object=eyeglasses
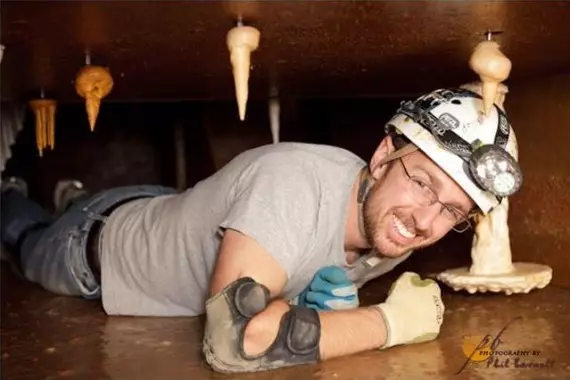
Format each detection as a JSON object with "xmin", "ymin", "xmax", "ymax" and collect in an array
[{"xmin": 398, "ymin": 158, "xmax": 472, "ymax": 233}]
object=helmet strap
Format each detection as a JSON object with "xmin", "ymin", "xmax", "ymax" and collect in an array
[
  {"xmin": 358, "ymin": 142, "xmax": 418, "ymax": 206},
  {"xmin": 376, "ymin": 143, "xmax": 418, "ymax": 167}
]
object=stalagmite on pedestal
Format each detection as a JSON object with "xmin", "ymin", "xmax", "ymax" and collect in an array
[
  {"xmin": 29, "ymin": 95, "xmax": 57, "ymax": 157},
  {"xmin": 469, "ymin": 31, "xmax": 512, "ymax": 117},
  {"xmin": 75, "ymin": 53, "xmax": 114, "ymax": 131},
  {"xmin": 437, "ymin": 198, "xmax": 552, "ymax": 295},
  {"xmin": 436, "ymin": 80, "xmax": 552, "ymax": 295},
  {"xmin": 227, "ymin": 22, "xmax": 260, "ymax": 121}
]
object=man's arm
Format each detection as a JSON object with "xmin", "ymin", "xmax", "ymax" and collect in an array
[
  {"xmin": 208, "ymin": 229, "xmax": 389, "ymax": 361},
  {"xmin": 205, "ymin": 229, "xmax": 443, "ymax": 373},
  {"xmin": 209, "ymin": 227, "xmax": 288, "ymax": 298},
  {"xmin": 244, "ymin": 299, "xmax": 388, "ymax": 359}
]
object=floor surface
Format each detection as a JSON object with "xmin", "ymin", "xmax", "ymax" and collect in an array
[{"xmin": 2, "ymin": 263, "xmax": 569, "ymax": 380}]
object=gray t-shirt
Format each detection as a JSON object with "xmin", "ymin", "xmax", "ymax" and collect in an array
[{"xmin": 99, "ymin": 143, "xmax": 411, "ymax": 317}]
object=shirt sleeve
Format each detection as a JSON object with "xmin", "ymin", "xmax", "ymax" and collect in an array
[{"xmin": 219, "ymin": 157, "xmax": 320, "ymax": 280}]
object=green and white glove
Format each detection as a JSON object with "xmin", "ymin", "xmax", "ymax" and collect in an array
[{"xmin": 375, "ymin": 272, "xmax": 445, "ymax": 349}]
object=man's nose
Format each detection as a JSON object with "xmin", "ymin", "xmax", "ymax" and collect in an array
[{"xmin": 412, "ymin": 204, "xmax": 440, "ymax": 232}]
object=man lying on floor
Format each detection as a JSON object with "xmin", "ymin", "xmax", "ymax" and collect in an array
[{"xmin": 0, "ymin": 86, "xmax": 522, "ymax": 373}]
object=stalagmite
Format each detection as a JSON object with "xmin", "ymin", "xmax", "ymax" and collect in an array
[
  {"xmin": 469, "ymin": 198, "xmax": 515, "ymax": 276},
  {"xmin": 227, "ymin": 23, "xmax": 260, "ymax": 121},
  {"xmin": 436, "ymin": 197, "xmax": 552, "ymax": 295}
]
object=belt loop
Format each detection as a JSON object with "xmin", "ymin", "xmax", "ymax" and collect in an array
[{"xmin": 87, "ymin": 212, "xmax": 108, "ymax": 223}]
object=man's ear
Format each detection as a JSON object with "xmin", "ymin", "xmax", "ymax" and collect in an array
[{"xmin": 369, "ymin": 135, "xmax": 396, "ymax": 179}]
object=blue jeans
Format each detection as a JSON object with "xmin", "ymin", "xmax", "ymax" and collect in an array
[{"xmin": 1, "ymin": 185, "xmax": 177, "ymax": 299}]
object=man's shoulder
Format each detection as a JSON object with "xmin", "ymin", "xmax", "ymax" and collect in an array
[
  {"xmin": 212, "ymin": 142, "xmax": 365, "ymax": 203},
  {"xmin": 240, "ymin": 142, "xmax": 365, "ymax": 171}
]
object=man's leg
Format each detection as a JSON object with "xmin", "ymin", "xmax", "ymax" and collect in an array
[
  {"xmin": 1, "ymin": 177, "xmax": 98, "ymax": 297},
  {"xmin": 53, "ymin": 179, "xmax": 90, "ymax": 216},
  {"xmin": 2, "ymin": 178, "xmax": 178, "ymax": 299},
  {"xmin": 1, "ymin": 177, "xmax": 53, "ymax": 275}
]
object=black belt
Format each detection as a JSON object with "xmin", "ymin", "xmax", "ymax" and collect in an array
[{"xmin": 86, "ymin": 196, "xmax": 149, "ymax": 280}]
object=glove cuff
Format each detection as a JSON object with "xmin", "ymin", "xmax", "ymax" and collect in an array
[{"xmin": 373, "ymin": 303, "xmax": 401, "ymax": 349}]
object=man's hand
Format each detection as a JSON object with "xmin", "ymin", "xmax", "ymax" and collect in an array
[
  {"xmin": 297, "ymin": 266, "xmax": 359, "ymax": 311},
  {"xmin": 374, "ymin": 272, "xmax": 445, "ymax": 348}
]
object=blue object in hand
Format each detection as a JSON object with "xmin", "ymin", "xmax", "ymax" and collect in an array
[{"xmin": 298, "ymin": 266, "xmax": 359, "ymax": 311}]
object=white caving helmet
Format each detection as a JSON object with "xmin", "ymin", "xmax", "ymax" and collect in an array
[{"xmin": 385, "ymin": 87, "xmax": 522, "ymax": 214}]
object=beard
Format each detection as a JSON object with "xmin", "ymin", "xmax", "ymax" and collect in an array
[{"xmin": 363, "ymin": 195, "xmax": 433, "ymax": 258}]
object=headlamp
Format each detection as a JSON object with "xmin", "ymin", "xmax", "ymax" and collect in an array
[{"xmin": 469, "ymin": 142, "xmax": 522, "ymax": 197}]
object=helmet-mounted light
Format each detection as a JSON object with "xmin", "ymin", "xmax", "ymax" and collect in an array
[
  {"xmin": 469, "ymin": 140, "xmax": 522, "ymax": 197},
  {"xmin": 397, "ymin": 89, "xmax": 523, "ymax": 199}
]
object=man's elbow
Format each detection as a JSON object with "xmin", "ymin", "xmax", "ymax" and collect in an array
[
  {"xmin": 242, "ymin": 300, "xmax": 290, "ymax": 356},
  {"xmin": 202, "ymin": 277, "xmax": 321, "ymax": 373},
  {"xmin": 203, "ymin": 315, "xmax": 269, "ymax": 374},
  {"xmin": 202, "ymin": 277, "xmax": 270, "ymax": 373}
]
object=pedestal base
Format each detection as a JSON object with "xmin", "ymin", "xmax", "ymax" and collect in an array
[{"xmin": 436, "ymin": 262, "xmax": 552, "ymax": 295}]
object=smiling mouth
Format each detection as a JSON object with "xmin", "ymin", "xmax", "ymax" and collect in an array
[{"xmin": 392, "ymin": 214, "xmax": 416, "ymax": 239}]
